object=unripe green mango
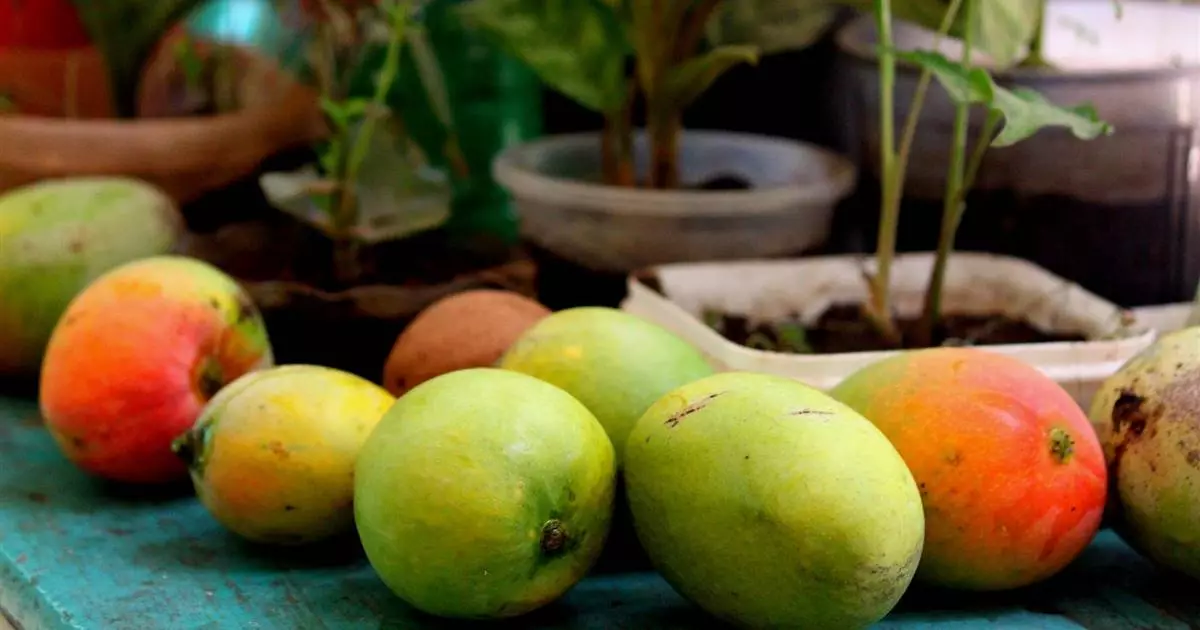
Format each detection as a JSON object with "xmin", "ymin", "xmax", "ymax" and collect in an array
[{"xmin": 0, "ymin": 177, "xmax": 181, "ymax": 375}]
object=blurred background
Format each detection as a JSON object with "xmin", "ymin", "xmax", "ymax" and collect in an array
[{"xmin": 2, "ymin": 0, "xmax": 1198, "ymax": 377}]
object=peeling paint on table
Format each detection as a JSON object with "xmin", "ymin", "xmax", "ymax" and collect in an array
[{"xmin": 1, "ymin": 395, "xmax": 1199, "ymax": 629}]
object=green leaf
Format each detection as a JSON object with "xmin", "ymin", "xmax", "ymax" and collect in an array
[
  {"xmin": 320, "ymin": 98, "xmax": 371, "ymax": 129},
  {"xmin": 69, "ymin": 0, "xmax": 210, "ymax": 118},
  {"xmin": 705, "ymin": 0, "xmax": 840, "ymax": 54},
  {"xmin": 968, "ymin": 0, "xmax": 1041, "ymax": 68},
  {"xmin": 662, "ymin": 44, "xmax": 759, "ymax": 110},
  {"xmin": 990, "ymin": 88, "xmax": 1111, "ymax": 147},
  {"xmin": 887, "ymin": 0, "xmax": 959, "ymax": 33},
  {"xmin": 833, "ymin": 0, "xmax": 1041, "ymax": 67},
  {"xmin": 405, "ymin": 23, "xmax": 455, "ymax": 132},
  {"xmin": 458, "ymin": 0, "xmax": 630, "ymax": 113},
  {"xmin": 896, "ymin": 49, "xmax": 1113, "ymax": 147}
]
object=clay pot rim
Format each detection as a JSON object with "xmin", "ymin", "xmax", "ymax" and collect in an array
[
  {"xmin": 0, "ymin": 83, "xmax": 322, "ymax": 137},
  {"xmin": 0, "ymin": 44, "xmax": 326, "ymax": 201}
]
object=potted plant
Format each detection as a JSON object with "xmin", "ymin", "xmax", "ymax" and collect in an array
[
  {"xmin": 834, "ymin": 0, "xmax": 1200, "ymax": 307},
  {"xmin": 0, "ymin": 0, "xmax": 324, "ymax": 202},
  {"xmin": 621, "ymin": 0, "xmax": 1156, "ymax": 409},
  {"xmin": 458, "ymin": 0, "xmax": 858, "ymax": 282},
  {"xmin": 180, "ymin": 0, "xmax": 536, "ymax": 379}
]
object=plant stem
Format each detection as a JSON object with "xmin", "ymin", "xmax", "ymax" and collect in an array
[
  {"xmin": 895, "ymin": 0, "xmax": 964, "ymax": 190},
  {"xmin": 917, "ymin": 0, "xmax": 979, "ymax": 346},
  {"xmin": 332, "ymin": 0, "xmax": 410, "ymax": 236},
  {"xmin": 601, "ymin": 80, "xmax": 637, "ymax": 187},
  {"xmin": 869, "ymin": 0, "xmax": 963, "ymax": 345},
  {"xmin": 961, "ymin": 112, "xmax": 1001, "ymax": 195},
  {"xmin": 1020, "ymin": 0, "xmax": 1050, "ymax": 68},
  {"xmin": 866, "ymin": 0, "xmax": 902, "ymax": 345},
  {"xmin": 674, "ymin": 0, "xmax": 722, "ymax": 62},
  {"xmin": 648, "ymin": 111, "xmax": 682, "ymax": 189},
  {"xmin": 642, "ymin": 0, "xmax": 721, "ymax": 190}
]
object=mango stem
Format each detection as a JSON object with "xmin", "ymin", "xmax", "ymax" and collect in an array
[
  {"xmin": 1049, "ymin": 428, "xmax": 1075, "ymax": 464},
  {"xmin": 540, "ymin": 519, "xmax": 568, "ymax": 554},
  {"xmin": 171, "ymin": 432, "xmax": 197, "ymax": 467}
]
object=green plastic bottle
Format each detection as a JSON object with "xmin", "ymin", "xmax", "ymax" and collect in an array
[
  {"xmin": 359, "ymin": 0, "xmax": 543, "ymax": 247},
  {"xmin": 428, "ymin": 0, "xmax": 541, "ymax": 246},
  {"xmin": 191, "ymin": 0, "xmax": 544, "ymax": 247}
]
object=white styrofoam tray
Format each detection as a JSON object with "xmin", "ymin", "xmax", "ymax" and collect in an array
[
  {"xmin": 1129, "ymin": 302, "xmax": 1194, "ymax": 336},
  {"xmin": 621, "ymin": 252, "xmax": 1156, "ymax": 408}
]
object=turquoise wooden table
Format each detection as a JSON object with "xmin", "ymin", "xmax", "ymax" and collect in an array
[{"xmin": 1, "ymin": 394, "xmax": 1198, "ymax": 629}]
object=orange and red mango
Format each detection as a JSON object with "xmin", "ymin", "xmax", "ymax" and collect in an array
[
  {"xmin": 830, "ymin": 347, "xmax": 1107, "ymax": 591},
  {"xmin": 39, "ymin": 255, "xmax": 273, "ymax": 484}
]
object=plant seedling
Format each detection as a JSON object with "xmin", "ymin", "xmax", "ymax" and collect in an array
[
  {"xmin": 261, "ymin": 0, "xmax": 468, "ymax": 282},
  {"xmin": 460, "ymin": 0, "xmax": 759, "ymax": 188},
  {"xmin": 861, "ymin": 0, "xmax": 1112, "ymax": 346}
]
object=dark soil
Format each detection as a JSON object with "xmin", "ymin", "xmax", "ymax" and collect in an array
[
  {"xmin": 632, "ymin": 174, "xmax": 753, "ymax": 192},
  {"xmin": 694, "ymin": 174, "xmax": 752, "ymax": 191},
  {"xmin": 708, "ymin": 303, "xmax": 1087, "ymax": 355},
  {"xmin": 180, "ymin": 210, "xmax": 535, "ymax": 382},
  {"xmin": 183, "ymin": 208, "xmax": 523, "ymax": 291}
]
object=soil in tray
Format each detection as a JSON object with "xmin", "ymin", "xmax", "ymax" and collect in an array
[{"xmin": 708, "ymin": 303, "xmax": 1087, "ymax": 355}]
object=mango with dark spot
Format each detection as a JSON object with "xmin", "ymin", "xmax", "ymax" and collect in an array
[
  {"xmin": 354, "ymin": 369, "xmax": 616, "ymax": 620},
  {"xmin": 1088, "ymin": 326, "xmax": 1200, "ymax": 579},
  {"xmin": 832, "ymin": 347, "xmax": 1107, "ymax": 591},
  {"xmin": 625, "ymin": 372, "xmax": 923, "ymax": 629},
  {"xmin": 174, "ymin": 364, "xmax": 394, "ymax": 545},
  {"xmin": 0, "ymin": 177, "xmax": 182, "ymax": 375}
]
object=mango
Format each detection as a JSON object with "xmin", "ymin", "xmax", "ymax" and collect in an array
[
  {"xmin": 0, "ymin": 177, "xmax": 181, "ymax": 376},
  {"xmin": 1088, "ymin": 326, "xmax": 1200, "ymax": 579},
  {"xmin": 832, "ymin": 347, "xmax": 1107, "ymax": 591},
  {"xmin": 625, "ymin": 372, "xmax": 924, "ymax": 629},
  {"xmin": 40, "ymin": 255, "xmax": 272, "ymax": 484},
  {"xmin": 173, "ymin": 365, "xmax": 394, "ymax": 544},
  {"xmin": 498, "ymin": 307, "xmax": 713, "ymax": 466},
  {"xmin": 354, "ymin": 368, "xmax": 616, "ymax": 619}
]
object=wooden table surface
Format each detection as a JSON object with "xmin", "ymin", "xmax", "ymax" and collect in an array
[{"xmin": 2, "ymin": 394, "xmax": 1200, "ymax": 629}]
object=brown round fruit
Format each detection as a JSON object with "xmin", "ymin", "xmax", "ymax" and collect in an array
[{"xmin": 382, "ymin": 290, "xmax": 550, "ymax": 396}]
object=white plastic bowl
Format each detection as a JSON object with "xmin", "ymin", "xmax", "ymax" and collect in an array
[{"xmin": 493, "ymin": 130, "xmax": 857, "ymax": 272}]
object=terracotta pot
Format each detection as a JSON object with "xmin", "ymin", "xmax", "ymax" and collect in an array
[
  {"xmin": 0, "ymin": 44, "xmax": 326, "ymax": 203},
  {"xmin": 0, "ymin": 46, "xmax": 112, "ymax": 117}
]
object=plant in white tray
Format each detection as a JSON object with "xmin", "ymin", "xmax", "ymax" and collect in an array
[{"xmin": 621, "ymin": 0, "xmax": 1155, "ymax": 408}]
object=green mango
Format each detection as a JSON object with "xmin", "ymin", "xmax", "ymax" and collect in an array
[{"xmin": 0, "ymin": 177, "xmax": 181, "ymax": 375}]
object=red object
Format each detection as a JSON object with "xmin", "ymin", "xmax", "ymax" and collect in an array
[
  {"xmin": 831, "ymin": 347, "xmax": 1108, "ymax": 591},
  {"xmin": 39, "ymin": 259, "xmax": 274, "ymax": 484},
  {"xmin": 0, "ymin": 0, "xmax": 92, "ymax": 49}
]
